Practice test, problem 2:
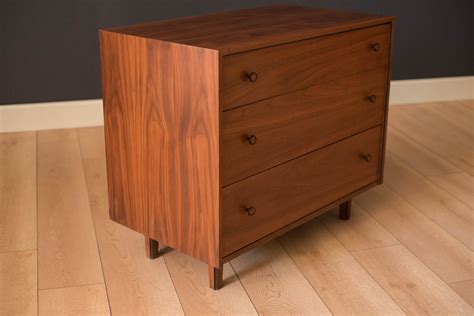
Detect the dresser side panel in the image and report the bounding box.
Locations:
[379,21,395,183]
[99,31,221,266]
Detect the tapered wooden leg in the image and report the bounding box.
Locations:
[145,237,160,259]
[208,264,223,290]
[339,200,352,220]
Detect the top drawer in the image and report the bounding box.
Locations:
[221,24,391,110]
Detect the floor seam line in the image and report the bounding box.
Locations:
[161,253,187,315]
[276,237,335,315]
[38,282,106,292]
[318,218,407,315]
[76,128,113,315]
[228,261,260,314]
[382,179,473,253]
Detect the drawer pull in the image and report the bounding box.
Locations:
[246,206,256,216]
[363,154,372,162]
[368,95,377,103]
[371,43,380,52]
[247,134,257,145]
[246,72,258,83]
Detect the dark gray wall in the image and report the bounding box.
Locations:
[1,0,473,105]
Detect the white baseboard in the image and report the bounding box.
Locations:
[389,75,473,105]
[0,76,472,133]
[0,99,103,133]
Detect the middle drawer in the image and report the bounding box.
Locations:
[222,67,387,185]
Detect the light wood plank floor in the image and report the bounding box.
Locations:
[1,100,473,315]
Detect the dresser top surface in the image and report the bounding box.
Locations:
[102,5,393,55]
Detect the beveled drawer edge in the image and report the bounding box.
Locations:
[222,180,379,260]
[223,123,383,188]
[221,21,393,57]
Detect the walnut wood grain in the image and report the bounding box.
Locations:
[222,67,387,185]
[100,31,221,267]
[100,6,394,289]
[222,181,379,263]
[104,5,393,55]
[222,126,382,255]
[222,24,391,108]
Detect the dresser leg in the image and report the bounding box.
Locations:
[208,264,223,290]
[145,237,160,259]
[339,200,352,220]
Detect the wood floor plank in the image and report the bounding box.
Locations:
[230,241,331,315]
[279,219,404,315]
[37,129,103,289]
[459,99,474,108]
[427,101,474,134]
[449,279,474,308]
[320,204,399,251]
[355,185,474,283]
[395,102,473,140]
[390,105,474,175]
[76,127,105,160]
[384,155,474,250]
[352,245,473,314]
[39,284,110,315]
[77,127,185,315]
[386,126,460,177]
[164,250,257,315]
[429,172,474,209]
[458,99,474,106]
[0,132,37,252]
[0,250,37,315]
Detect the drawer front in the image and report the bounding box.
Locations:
[222,67,387,185]
[222,24,391,110]
[223,126,382,255]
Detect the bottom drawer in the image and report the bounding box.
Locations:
[223,126,382,255]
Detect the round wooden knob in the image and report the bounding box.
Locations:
[371,43,380,52]
[247,134,257,145]
[246,72,258,83]
[363,154,372,162]
[368,95,377,103]
[246,206,256,216]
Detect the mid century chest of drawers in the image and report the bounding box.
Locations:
[100,5,394,289]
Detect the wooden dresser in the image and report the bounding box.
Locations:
[99,5,394,289]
